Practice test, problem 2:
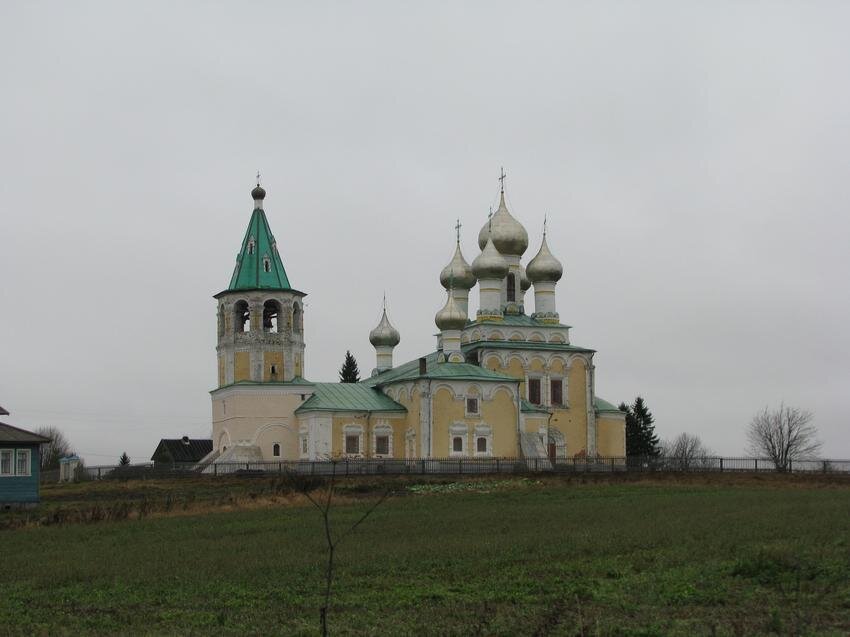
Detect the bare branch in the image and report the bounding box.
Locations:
[746,404,821,471]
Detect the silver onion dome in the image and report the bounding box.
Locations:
[440,243,476,290]
[471,237,509,280]
[435,291,467,331]
[477,192,529,256]
[369,308,401,347]
[526,235,563,283]
[520,264,531,292]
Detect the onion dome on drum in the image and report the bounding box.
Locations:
[477,192,529,256]
[520,264,531,292]
[434,292,467,331]
[369,308,401,347]
[440,243,476,290]
[471,237,509,280]
[526,234,563,283]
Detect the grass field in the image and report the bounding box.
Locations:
[2,475,849,636]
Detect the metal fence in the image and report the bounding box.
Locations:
[53,455,850,482]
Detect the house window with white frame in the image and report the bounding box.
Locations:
[345,434,360,455]
[343,424,364,457]
[474,424,493,457]
[528,377,542,405]
[452,436,463,453]
[449,424,467,456]
[15,449,30,476]
[373,423,393,457]
[465,396,479,416]
[476,436,487,454]
[550,378,564,406]
[0,449,12,476]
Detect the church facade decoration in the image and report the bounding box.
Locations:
[208,178,625,466]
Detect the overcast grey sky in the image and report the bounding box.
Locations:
[1,2,849,463]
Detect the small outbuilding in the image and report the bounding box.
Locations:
[0,421,50,509]
[151,437,213,466]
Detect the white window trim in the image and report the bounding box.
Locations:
[343,424,364,458]
[372,424,393,458]
[0,449,13,476]
[464,395,480,418]
[473,424,493,457]
[449,423,468,457]
[549,375,567,408]
[15,449,31,476]
[527,375,544,405]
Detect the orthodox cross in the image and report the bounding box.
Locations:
[499,166,507,193]
[256,170,261,186]
[455,219,462,243]
[543,213,548,237]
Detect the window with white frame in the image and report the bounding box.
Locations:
[474,424,493,457]
[466,397,479,416]
[299,434,309,458]
[528,377,542,405]
[15,449,31,476]
[0,449,12,476]
[550,377,564,406]
[343,424,363,456]
[373,424,393,457]
[449,424,467,456]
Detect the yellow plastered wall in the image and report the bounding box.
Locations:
[263,352,284,382]
[549,358,588,456]
[503,357,526,397]
[432,386,517,457]
[294,355,302,377]
[432,387,459,456]
[481,388,519,456]
[234,351,250,382]
[218,357,225,387]
[597,415,626,457]
[330,414,405,458]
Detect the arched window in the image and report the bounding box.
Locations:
[453,437,463,453]
[234,300,250,333]
[247,237,256,255]
[477,437,487,453]
[506,273,516,302]
[272,443,280,457]
[263,256,271,273]
[292,303,302,334]
[263,300,281,333]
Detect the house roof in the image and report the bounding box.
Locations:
[295,383,406,414]
[0,422,51,444]
[225,205,293,292]
[0,405,8,416]
[594,397,623,414]
[521,399,550,414]
[151,438,213,463]
[463,340,595,354]
[363,351,517,387]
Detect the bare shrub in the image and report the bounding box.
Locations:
[747,405,821,471]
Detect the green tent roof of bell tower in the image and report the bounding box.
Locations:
[227,185,292,291]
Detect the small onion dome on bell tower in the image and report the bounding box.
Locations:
[369,308,401,348]
[440,243,476,290]
[435,291,467,331]
[526,234,563,283]
[471,237,509,280]
[520,264,531,292]
[477,191,529,257]
[251,182,266,209]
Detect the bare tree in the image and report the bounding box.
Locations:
[747,404,821,471]
[300,464,391,637]
[661,432,713,470]
[34,426,74,471]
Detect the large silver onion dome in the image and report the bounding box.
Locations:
[477,192,529,256]
[526,235,563,283]
[440,243,476,290]
[435,292,467,331]
[519,264,531,292]
[369,308,401,347]
[472,237,509,280]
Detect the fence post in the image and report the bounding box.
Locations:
[754,458,757,472]
[823,460,827,474]
[497,458,501,473]
[719,457,723,472]
[97,467,102,479]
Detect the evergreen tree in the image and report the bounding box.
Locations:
[338,350,360,383]
[620,396,660,457]
[119,452,131,466]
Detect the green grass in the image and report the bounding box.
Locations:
[3,477,850,635]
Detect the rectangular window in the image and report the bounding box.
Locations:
[375,435,390,456]
[452,436,463,453]
[0,450,12,476]
[16,449,31,476]
[301,437,308,454]
[528,378,542,405]
[345,434,360,455]
[466,397,479,415]
[477,437,487,453]
[551,379,563,406]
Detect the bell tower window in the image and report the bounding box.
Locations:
[263,256,271,273]
[247,237,256,255]
[263,300,280,333]
[234,300,250,333]
[507,273,516,302]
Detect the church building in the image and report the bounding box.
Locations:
[208,178,625,465]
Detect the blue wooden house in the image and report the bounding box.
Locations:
[0,416,50,509]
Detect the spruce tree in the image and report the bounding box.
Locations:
[119,452,131,466]
[621,396,660,457]
[339,350,361,383]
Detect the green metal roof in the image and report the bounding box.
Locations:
[472,314,571,329]
[594,396,623,413]
[463,341,595,354]
[364,352,518,387]
[227,207,292,291]
[521,399,550,414]
[295,383,406,414]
